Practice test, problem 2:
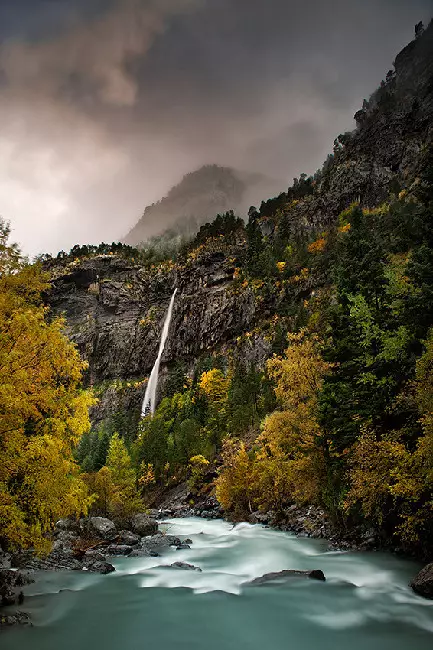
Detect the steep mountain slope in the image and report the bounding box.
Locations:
[257,21,433,234]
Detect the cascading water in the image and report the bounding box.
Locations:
[6,518,433,650]
[141,288,178,417]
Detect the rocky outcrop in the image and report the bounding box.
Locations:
[410,563,433,599]
[290,23,433,231]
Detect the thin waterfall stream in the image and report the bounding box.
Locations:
[141,288,178,417]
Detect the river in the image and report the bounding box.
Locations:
[2,517,433,649]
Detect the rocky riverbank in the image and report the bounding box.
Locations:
[153,482,381,553]
[0,512,194,627]
[2,499,432,628]
[153,482,433,599]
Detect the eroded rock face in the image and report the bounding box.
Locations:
[410,563,433,599]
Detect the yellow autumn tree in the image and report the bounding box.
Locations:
[216,439,254,518]
[199,368,231,451]
[216,330,331,516]
[85,433,143,521]
[0,219,94,552]
[346,331,433,544]
[199,369,230,410]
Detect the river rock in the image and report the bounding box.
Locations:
[166,562,202,572]
[0,570,34,607]
[410,563,433,599]
[84,560,115,574]
[246,569,326,586]
[86,517,117,540]
[131,514,158,537]
[0,611,32,627]
[84,550,107,562]
[129,548,160,558]
[106,545,133,556]
[118,531,141,546]
[139,532,182,555]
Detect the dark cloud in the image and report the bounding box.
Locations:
[0,0,431,255]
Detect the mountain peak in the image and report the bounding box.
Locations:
[123,164,265,247]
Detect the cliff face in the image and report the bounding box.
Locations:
[48,246,257,384]
[46,24,433,433]
[46,241,265,431]
[259,23,433,234]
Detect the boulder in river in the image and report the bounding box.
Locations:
[166,562,202,572]
[0,570,33,607]
[246,569,326,586]
[118,531,141,546]
[139,532,182,554]
[86,517,117,541]
[84,560,115,574]
[410,563,433,599]
[131,514,158,537]
[0,611,32,627]
[129,548,160,558]
[106,545,133,556]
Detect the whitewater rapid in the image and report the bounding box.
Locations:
[4,518,433,650]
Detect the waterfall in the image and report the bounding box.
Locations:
[141,288,178,417]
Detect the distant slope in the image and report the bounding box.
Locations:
[123,164,265,247]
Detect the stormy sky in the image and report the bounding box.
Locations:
[0,0,431,256]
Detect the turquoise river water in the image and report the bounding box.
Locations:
[2,517,433,650]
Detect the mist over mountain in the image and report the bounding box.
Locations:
[123,164,277,247]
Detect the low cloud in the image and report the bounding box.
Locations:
[0,0,430,256]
